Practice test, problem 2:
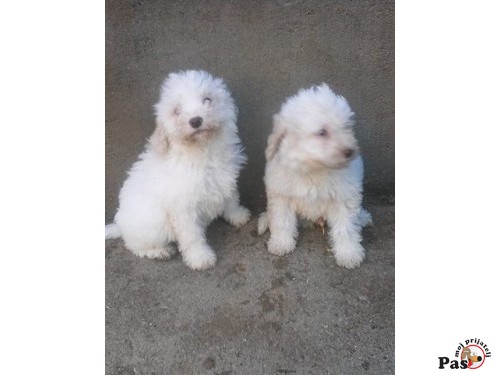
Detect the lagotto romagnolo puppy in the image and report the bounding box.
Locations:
[105,70,250,270]
[257,84,372,269]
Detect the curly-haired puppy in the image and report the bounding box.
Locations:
[257,84,372,268]
[106,70,250,270]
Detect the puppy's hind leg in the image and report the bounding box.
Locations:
[267,197,297,256]
[140,243,177,259]
[257,212,269,235]
[118,210,177,260]
[327,203,365,269]
[222,191,251,227]
[123,239,177,259]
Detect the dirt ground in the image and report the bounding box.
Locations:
[105,196,394,374]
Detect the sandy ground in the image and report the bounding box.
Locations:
[105,197,394,374]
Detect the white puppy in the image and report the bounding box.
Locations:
[257,84,372,269]
[106,70,250,270]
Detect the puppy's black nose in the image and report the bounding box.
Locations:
[477,356,482,361]
[189,116,203,129]
[343,148,355,158]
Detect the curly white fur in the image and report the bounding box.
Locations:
[258,84,372,269]
[106,70,250,270]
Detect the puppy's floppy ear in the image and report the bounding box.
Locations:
[461,348,470,360]
[149,120,169,154]
[265,114,286,160]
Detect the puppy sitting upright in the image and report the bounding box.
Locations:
[258,84,372,269]
[106,70,250,270]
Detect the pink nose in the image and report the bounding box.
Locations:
[343,149,354,158]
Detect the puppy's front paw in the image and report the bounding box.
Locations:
[332,243,365,269]
[227,206,251,227]
[183,244,217,270]
[267,235,295,256]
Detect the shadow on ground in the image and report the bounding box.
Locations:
[106,197,394,374]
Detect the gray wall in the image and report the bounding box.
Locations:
[106,0,394,221]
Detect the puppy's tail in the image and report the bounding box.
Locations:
[359,208,373,227]
[105,223,121,240]
[257,212,269,235]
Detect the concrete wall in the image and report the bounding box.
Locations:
[106,0,394,221]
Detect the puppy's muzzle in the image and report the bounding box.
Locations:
[189,116,203,129]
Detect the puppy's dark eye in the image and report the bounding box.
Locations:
[203,97,212,104]
[173,106,181,116]
[316,129,328,137]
